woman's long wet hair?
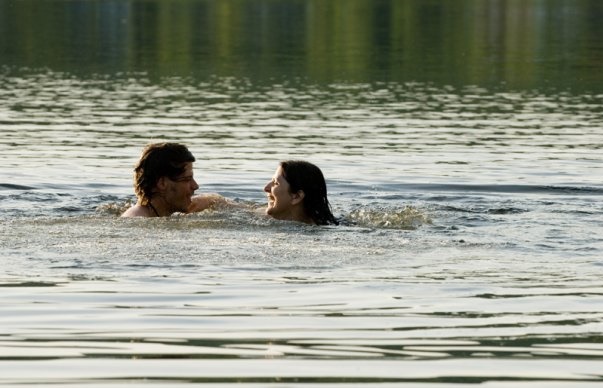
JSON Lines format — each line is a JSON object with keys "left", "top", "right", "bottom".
{"left": 280, "top": 160, "right": 338, "bottom": 225}
{"left": 133, "top": 143, "right": 195, "bottom": 205}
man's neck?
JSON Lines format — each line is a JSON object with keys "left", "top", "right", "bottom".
{"left": 147, "top": 198, "right": 172, "bottom": 217}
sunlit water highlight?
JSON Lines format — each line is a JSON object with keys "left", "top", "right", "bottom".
{"left": 1, "top": 71, "right": 603, "bottom": 385}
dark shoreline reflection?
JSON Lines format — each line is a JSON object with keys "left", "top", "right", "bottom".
{"left": 1, "top": 0, "right": 602, "bottom": 92}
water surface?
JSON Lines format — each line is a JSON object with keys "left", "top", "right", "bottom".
{"left": 1, "top": 0, "right": 603, "bottom": 386}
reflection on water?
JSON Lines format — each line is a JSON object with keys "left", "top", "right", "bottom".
{"left": 1, "top": 68, "right": 603, "bottom": 385}
{"left": 1, "top": 73, "right": 601, "bottom": 192}
{"left": 1, "top": 69, "right": 602, "bottom": 385}
{"left": 1, "top": 0, "right": 602, "bottom": 90}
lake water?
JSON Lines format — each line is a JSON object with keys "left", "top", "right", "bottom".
{"left": 1, "top": 0, "right": 603, "bottom": 386}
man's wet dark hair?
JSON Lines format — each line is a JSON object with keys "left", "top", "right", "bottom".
{"left": 280, "top": 160, "right": 338, "bottom": 225}
{"left": 133, "top": 143, "right": 195, "bottom": 205}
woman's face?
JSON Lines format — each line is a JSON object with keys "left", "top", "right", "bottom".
{"left": 263, "top": 166, "right": 295, "bottom": 220}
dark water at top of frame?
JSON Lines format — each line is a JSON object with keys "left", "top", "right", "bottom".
{"left": 1, "top": 0, "right": 602, "bottom": 92}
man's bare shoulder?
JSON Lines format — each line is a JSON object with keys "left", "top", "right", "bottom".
{"left": 121, "top": 204, "right": 151, "bottom": 218}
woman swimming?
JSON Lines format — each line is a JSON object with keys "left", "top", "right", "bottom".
{"left": 263, "top": 160, "right": 338, "bottom": 225}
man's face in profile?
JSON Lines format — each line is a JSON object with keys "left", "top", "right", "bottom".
{"left": 163, "top": 162, "right": 199, "bottom": 213}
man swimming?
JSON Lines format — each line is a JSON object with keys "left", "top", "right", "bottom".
{"left": 122, "top": 142, "right": 218, "bottom": 217}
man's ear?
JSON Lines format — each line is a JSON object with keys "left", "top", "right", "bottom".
{"left": 291, "top": 190, "right": 305, "bottom": 205}
{"left": 156, "top": 176, "right": 168, "bottom": 191}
